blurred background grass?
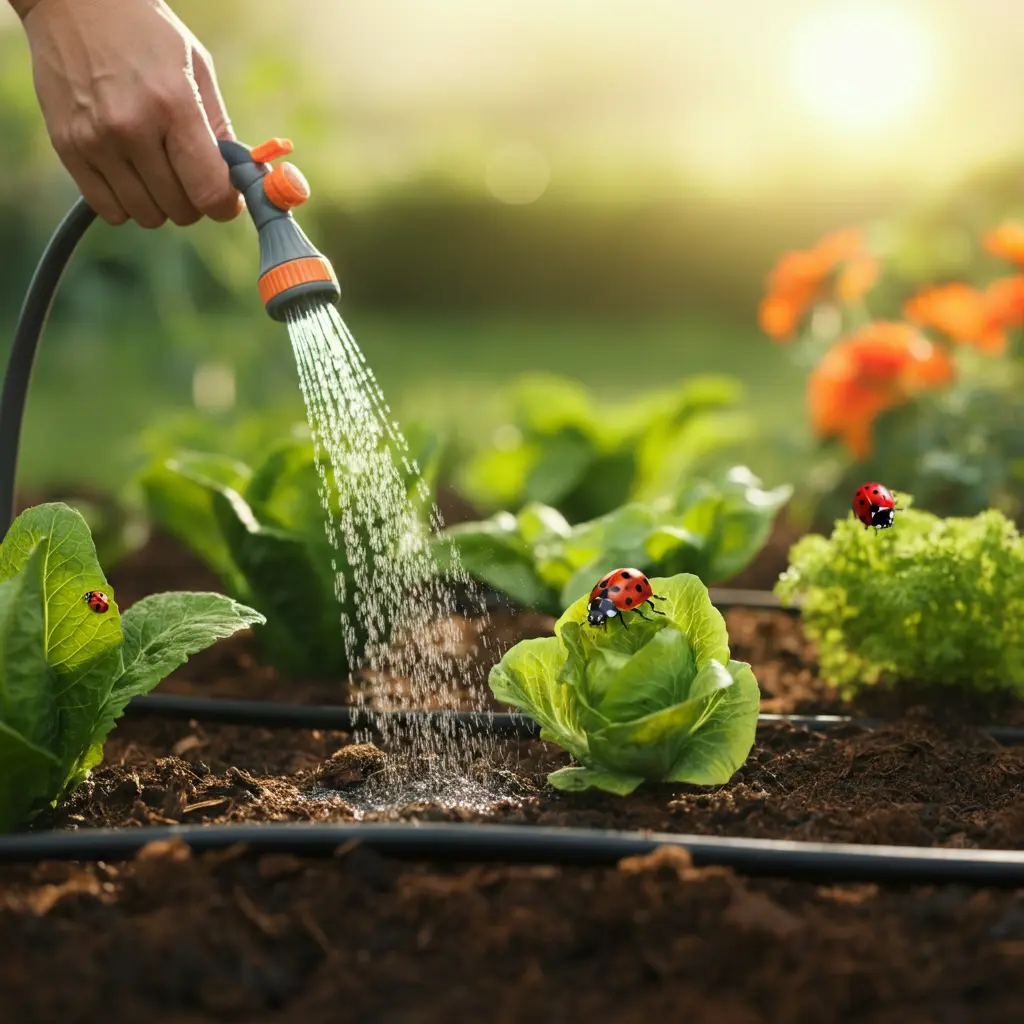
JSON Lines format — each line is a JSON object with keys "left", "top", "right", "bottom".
{"left": 2, "top": 0, "right": 1024, "bottom": 497}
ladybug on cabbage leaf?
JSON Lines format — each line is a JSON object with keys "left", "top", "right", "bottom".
{"left": 852, "top": 482, "right": 902, "bottom": 532}
{"left": 587, "top": 568, "right": 666, "bottom": 628}
{"left": 83, "top": 590, "right": 110, "bottom": 614}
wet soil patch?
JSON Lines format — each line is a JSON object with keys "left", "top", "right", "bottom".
{"left": 43, "top": 709, "right": 1024, "bottom": 852}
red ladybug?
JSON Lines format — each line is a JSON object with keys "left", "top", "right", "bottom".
{"left": 587, "top": 568, "right": 666, "bottom": 628}
{"left": 852, "top": 482, "right": 901, "bottom": 531}
{"left": 83, "top": 590, "right": 110, "bottom": 614}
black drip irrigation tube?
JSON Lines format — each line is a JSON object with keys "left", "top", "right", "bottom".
{"left": 121, "top": 586, "right": 1024, "bottom": 747}
{"left": 1, "top": 822, "right": 1024, "bottom": 886}
{"left": 122, "top": 693, "right": 1024, "bottom": 747}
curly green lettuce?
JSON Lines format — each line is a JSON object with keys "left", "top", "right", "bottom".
{"left": 775, "top": 505, "right": 1024, "bottom": 696}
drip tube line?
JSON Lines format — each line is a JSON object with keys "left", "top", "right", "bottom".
{"left": 1, "top": 821, "right": 1023, "bottom": 885}
{"left": 124, "top": 693, "right": 1024, "bottom": 746}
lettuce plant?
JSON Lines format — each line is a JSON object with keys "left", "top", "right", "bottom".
{"left": 0, "top": 503, "right": 263, "bottom": 833}
{"left": 457, "top": 373, "right": 754, "bottom": 523}
{"left": 489, "top": 574, "right": 760, "bottom": 794}
{"left": 141, "top": 428, "right": 442, "bottom": 679}
{"left": 776, "top": 504, "right": 1024, "bottom": 696}
{"left": 438, "top": 466, "right": 791, "bottom": 615}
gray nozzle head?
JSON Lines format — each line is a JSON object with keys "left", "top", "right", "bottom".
{"left": 218, "top": 138, "right": 340, "bottom": 322}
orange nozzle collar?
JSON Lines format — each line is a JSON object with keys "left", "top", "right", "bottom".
{"left": 258, "top": 256, "right": 337, "bottom": 309}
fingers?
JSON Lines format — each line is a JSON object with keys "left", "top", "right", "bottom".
{"left": 163, "top": 49, "right": 243, "bottom": 223}
{"left": 56, "top": 149, "right": 128, "bottom": 226}
{"left": 47, "top": 54, "right": 239, "bottom": 227}
{"left": 92, "top": 157, "right": 167, "bottom": 230}
{"left": 127, "top": 139, "right": 202, "bottom": 227}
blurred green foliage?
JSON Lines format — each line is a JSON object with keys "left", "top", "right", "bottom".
{"left": 141, "top": 426, "right": 443, "bottom": 679}
{"left": 456, "top": 373, "right": 753, "bottom": 523}
{"left": 440, "top": 466, "right": 791, "bottom": 615}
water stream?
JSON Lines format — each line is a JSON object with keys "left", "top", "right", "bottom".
{"left": 285, "top": 300, "right": 498, "bottom": 799}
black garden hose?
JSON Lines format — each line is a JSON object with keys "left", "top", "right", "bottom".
{"left": 0, "top": 199, "right": 97, "bottom": 539}
{"left": 1, "top": 821, "right": 1023, "bottom": 885}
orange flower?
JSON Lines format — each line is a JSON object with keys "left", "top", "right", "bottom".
{"left": 808, "top": 322, "right": 954, "bottom": 459}
{"left": 759, "top": 228, "right": 879, "bottom": 342}
{"left": 903, "top": 282, "right": 1006, "bottom": 356}
{"left": 984, "top": 221, "right": 1024, "bottom": 265}
{"left": 985, "top": 275, "right": 1024, "bottom": 328}
{"left": 836, "top": 255, "right": 880, "bottom": 304}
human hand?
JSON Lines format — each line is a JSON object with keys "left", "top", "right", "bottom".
{"left": 13, "top": 0, "right": 243, "bottom": 227}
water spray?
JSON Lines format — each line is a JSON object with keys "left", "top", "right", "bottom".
{"left": 0, "top": 136, "right": 340, "bottom": 538}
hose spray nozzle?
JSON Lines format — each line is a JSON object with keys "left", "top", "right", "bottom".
{"left": 218, "top": 137, "right": 340, "bottom": 321}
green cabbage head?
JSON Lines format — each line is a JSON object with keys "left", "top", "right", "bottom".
{"left": 489, "top": 574, "right": 760, "bottom": 795}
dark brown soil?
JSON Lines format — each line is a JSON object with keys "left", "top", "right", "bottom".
{"left": 43, "top": 709, "right": 1024, "bottom": 852}
{"left": 3, "top": 842, "right": 1024, "bottom": 1024}
{"left": 4, "top": 525, "right": 1021, "bottom": 1023}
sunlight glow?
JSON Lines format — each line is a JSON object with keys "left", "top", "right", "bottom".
{"left": 789, "top": 7, "right": 935, "bottom": 136}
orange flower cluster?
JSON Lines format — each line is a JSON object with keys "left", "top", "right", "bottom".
{"left": 808, "top": 323, "right": 954, "bottom": 459}
{"left": 984, "top": 221, "right": 1024, "bottom": 264}
{"left": 759, "top": 228, "right": 879, "bottom": 341}
{"left": 903, "top": 277, "right": 1024, "bottom": 356}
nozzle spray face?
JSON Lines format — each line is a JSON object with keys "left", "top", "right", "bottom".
{"left": 219, "top": 138, "right": 340, "bottom": 322}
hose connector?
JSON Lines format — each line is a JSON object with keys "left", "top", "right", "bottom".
{"left": 218, "top": 137, "right": 340, "bottom": 321}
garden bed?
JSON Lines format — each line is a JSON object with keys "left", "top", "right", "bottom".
{"left": 2, "top": 529, "right": 1023, "bottom": 1023}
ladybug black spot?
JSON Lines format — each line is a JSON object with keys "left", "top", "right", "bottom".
{"left": 872, "top": 488, "right": 879, "bottom": 494}
{"left": 634, "top": 583, "right": 641, "bottom": 592}
{"left": 611, "top": 585, "right": 621, "bottom": 592}
{"left": 599, "top": 588, "right": 609, "bottom": 599}
{"left": 859, "top": 498, "right": 866, "bottom": 504}
{"left": 625, "top": 597, "right": 633, "bottom": 606}
{"left": 621, "top": 571, "right": 632, "bottom": 579}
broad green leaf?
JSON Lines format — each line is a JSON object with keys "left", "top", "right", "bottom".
{"left": 586, "top": 695, "right": 714, "bottom": 779}
{"left": 456, "top": 445, "right": 536, "bottom": 511}
{"left": 558, "top": 449, "right": 639, "bottom": 524}
{"left": 558, "top": 574, "right": 730, "bottom": 671}
{"left": 547, "top": 765, "right": 644, "bottom": 796}
{"left": 82, "top": 592, "right": 265, "bottom": 761}
{"left": 0, "top": 721, "right": 60, "bottom": 833}
{"left": 141, "top": 452, "right": 251, "bottom": 585}
{"left": 516, "top": 503, "right": 572, "bottom": 546}
{"left": 523, "top": 430, "right": 595, "bottom": 507}
{"left": 114, "top": 592, "right": 265, "bottom": 700}
{"left": 667, "top": 661, "right": 761, "bottom": 785}
{"left": 440, "top": 514, "right": 558, "bottom": 613}
{"left": 210, "top": 487, "right": 349, "bottom": 678}
{"left": 511, "top": 374, "right": 598, "bottom": 436}
{"left": 246, "top": 441, "right": 315, "bottom": 512}
{"left": 400, "top": 422, "right": 446, "bottom": 510}
{"left": 0, "top": 545, "right": 58, "bottom": 752}
{"left": 488, "top": 636, "right": 589, "bottom": 760}
{"left": 0, "top": 504, "right": 123, "bottom": 770}
{"left": 679, "top": 467, "right": 792, "bottom": 583}
{"left": 587, "top": 627, "right": 699, "bottom": 723}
